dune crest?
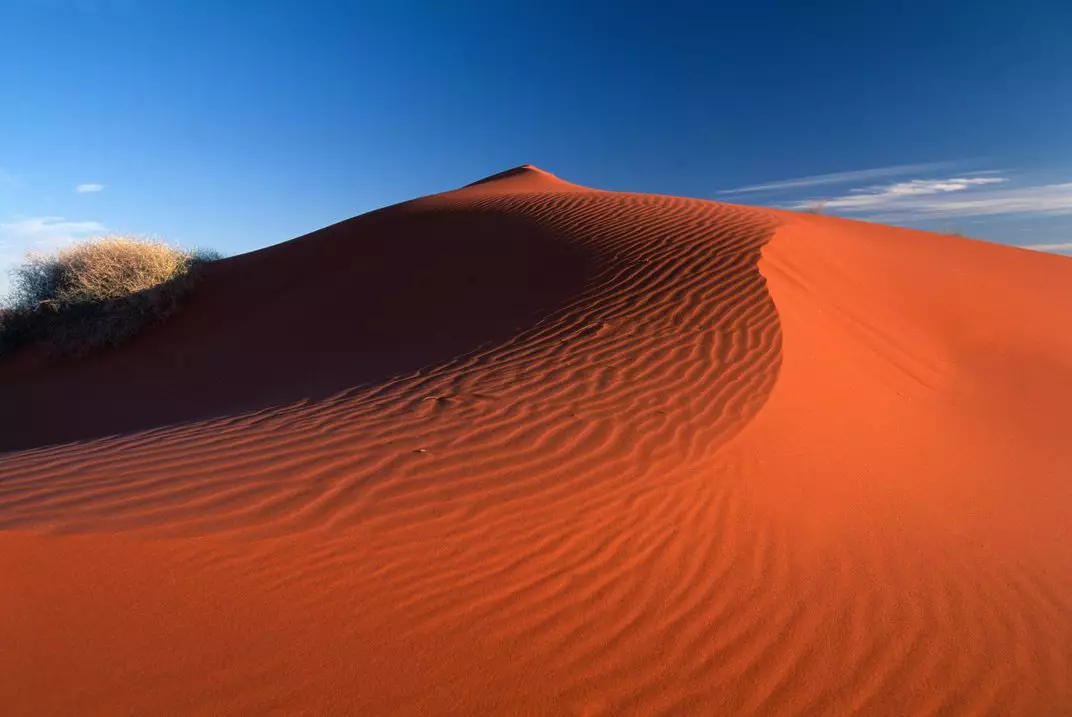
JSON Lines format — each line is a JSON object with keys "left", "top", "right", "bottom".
{"left": 2, "top": 168, "right": 1071, "bottom": 716}
{"left": 459, "top": 163, "right": 586, "bottom": 192}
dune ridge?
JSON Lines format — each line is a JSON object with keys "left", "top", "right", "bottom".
{"left": 2, "top": 166, "right": 1071, "bottom": 716}
{"left": 0, "top": 166, "right": 781, "bottom": 533}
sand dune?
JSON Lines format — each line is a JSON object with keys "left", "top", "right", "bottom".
{"left": 2, "top": 166, "right": 1070, "bottom": 715}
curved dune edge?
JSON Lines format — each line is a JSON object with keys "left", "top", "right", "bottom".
{"left": 0, "top": 166, "right": 782, "bottom": 533}
{"left": 3, "top": 170, "right": 1072, "bottom": 716}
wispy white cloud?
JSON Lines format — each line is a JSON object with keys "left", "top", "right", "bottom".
{"left": 787, "top": 176, "right": 1010, "bottom": 212}
{"left": 0, "top": 216, "right": 107, "bottom": 296}
{"left": 0, "top": 216, "right": 106, "bottom": 245}
{"left": 890, "top": 183, "right": 1072, "bottom": 220}
{"left": 0, "top": 168, "right": 20, "bottom": 189}
{"left": 1021, "top": 241, "right": 1072, "bottom": 255}
{"left": 75, "top": 183, "right": 105, "bottom": 193}
{"left": 719, "top": 161, "right": 957, "bottom": 195}
{"left": 781, "top": 172, "right": 1072, "bottom": 221}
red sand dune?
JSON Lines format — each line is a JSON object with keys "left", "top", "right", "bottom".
{"left": 2, "top": 166, "right": 1071, "bottom": 716}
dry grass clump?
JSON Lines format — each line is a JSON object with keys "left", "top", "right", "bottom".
{"left": 0, "top": 235, "right": 220, "bottom": 357}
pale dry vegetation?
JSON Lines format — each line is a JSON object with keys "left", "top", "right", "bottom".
{"left": 0, "top": 235, "right": 219, "bottom": 357}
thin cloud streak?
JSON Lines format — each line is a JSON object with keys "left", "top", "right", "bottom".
{"left": 719, "top": 161, "right": 956, "bottom": 195}
{"left": 787, "top": 177, "right": 1009, "bottom": 212}
{"left": 780, "top": 170, "right": 1072, "bottom": 221}
{"left": 0, "top": 216, "right": 106, "bottom": 242}
{"left": 0, "top": 169, "right": 20, "bottom": 188}
{"left": 75, "top": 183, "right": 105, "bottom": 193}
{"left": 0, "top": 216, "right": 108, "bottom": 297}
{"left": 1021, "top": 241, "right": 1072, "bottom": 254}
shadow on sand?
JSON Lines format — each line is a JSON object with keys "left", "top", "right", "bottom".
{"left": 0, "top": 202, "right": 595, "bottom": 452}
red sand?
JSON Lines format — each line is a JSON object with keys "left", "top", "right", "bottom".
{"left": 2, "top": 166, "right": 1070, "bottom": 716}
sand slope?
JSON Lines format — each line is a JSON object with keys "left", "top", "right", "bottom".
{"left": 2, "top": 166, "right": 1070, "bottom": 716}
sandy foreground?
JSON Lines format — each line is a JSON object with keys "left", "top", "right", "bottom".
{"left": 2, "top": 166, "right": 1070, "bottom": 716}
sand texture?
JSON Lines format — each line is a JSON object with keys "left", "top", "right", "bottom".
{"left": 2, "top": 166, "right": 1071, "bottom": 715}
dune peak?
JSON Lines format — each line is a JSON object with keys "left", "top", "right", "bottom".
{"left": 459, "top": 164, "right": 580, "bottom": 192}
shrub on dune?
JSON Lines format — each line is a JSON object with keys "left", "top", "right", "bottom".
{"left": 0, "top": 235, "right": 219, "bottom": 357}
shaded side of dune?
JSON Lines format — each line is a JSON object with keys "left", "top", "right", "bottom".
{"left": 0, "top": 199, "right": 596, "bottom": 451}
{"left": 0, "top": 168, "right": 782, "bottom": 533}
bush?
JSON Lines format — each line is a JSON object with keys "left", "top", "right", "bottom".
{"left": 0, "top": 235, "right": 219, "bottom": 357}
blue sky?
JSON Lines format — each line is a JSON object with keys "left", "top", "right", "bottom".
{"left": 2, "top": 0, "right": 1071, "bottom": 295}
